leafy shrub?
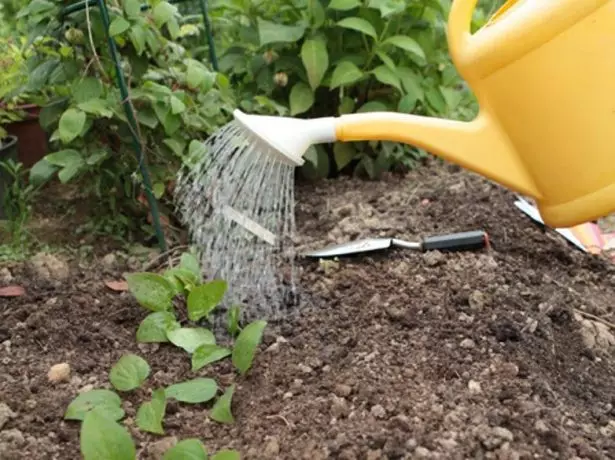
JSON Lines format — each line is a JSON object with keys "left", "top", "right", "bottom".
{"left": 14, "top": 0, "right": 235, "bottom": 238}
{"left": 210, "top": 0, "right": 500, "bottom": 179}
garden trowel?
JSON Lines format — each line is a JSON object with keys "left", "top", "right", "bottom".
{"left": 303, "top": 230, "right": 490, "bottom": 258}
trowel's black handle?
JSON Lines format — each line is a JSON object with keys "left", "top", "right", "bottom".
{"left": 421, "top": 230, "right": 490, "bottom": 252}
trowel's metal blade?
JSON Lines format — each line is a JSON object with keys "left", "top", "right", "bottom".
{"left": 302, "top": 238, "right": 393, "bottom": 258}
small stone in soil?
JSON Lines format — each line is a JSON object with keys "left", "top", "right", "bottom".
{"left": 48, "top": 363, "right": 71, "bottom": 383}
{"left": 0, "top": 403, "right": 16, "bottom": 430}
{"left": 460, "top": 338, "right": 476, "bottom": 349}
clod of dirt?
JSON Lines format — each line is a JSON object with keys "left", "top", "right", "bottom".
{"left": 468, "top": 380, "right": 482, "bottom": 394}
{"left": 141, "top": 436, "right": 177, "bottom": 459}
{"left": 0, "top": 268, "right": 13, "bottom": 283}
{"left": 47, "top": 363, "right": 71, "bottom": 383}
{"left": 575, "top": 314, "right": 615, "bottom": 351}
{"left": 28, "top": 253, "right": 69, "bottom": 281}
{"left": 423, "top": 250, "right": 444, "bottom": 267}
{"left": 0, "top": 403, "right": 16, "bottom": 430}
{"left": 469, "top": 290, "right": 488, "bottom": 310}
{"left": 0, "top": 428, "right": 25, "bottom": 447}
{"left": 101, "top": 253, "right": 117, "bottom": 268}
{"left": 263, "top": 436, "right": 280, "bottom": 457}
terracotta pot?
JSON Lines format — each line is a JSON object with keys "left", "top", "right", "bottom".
{"left": 4, "top": 104, "right": 49, "bottom": 168}
{"left": 0, "top": 134, "right": 18, "bottom": 219}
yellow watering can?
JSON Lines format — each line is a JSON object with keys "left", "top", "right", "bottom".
{"left": 232, "top": 0, "right": 615, "bottom": 228}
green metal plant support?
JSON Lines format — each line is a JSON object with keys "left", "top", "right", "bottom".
{"left": 96, "top": 0, "right": 168, "bottom": 251}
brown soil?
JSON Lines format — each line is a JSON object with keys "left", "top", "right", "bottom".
{"left": 2, "top": 162, "right": 615, "bottom": 459}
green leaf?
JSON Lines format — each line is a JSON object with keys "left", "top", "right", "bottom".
{"left": 152, "top": 1, "right": 177, "bottom": 27}
{"left": 382, "top": 35, "right": 426, "bottom": 66}
{"left": 375, "top": 50, "right": 396, "bottom": 71}
{"left": 163, "top": 439, "right": 208, "bottom": 460}
{"left": 164, "top": 267, "right": 199, "bottom": 292}
{"left": 231, "top": 320, "right": 267, "bottom": 375}
{"left": 125, "top": 272, "right": 176, "bottom": 312}
{"left": 166, "top": 328, "right": 216, "bottom": 354}
{"left": 109, "top": 16, "right": 131, "bottom": 36}
{"left": 185, "top": 60, "right": 213, "bottom": 90}
{"left": 179, "top": 253, "right": 201, "bottom": 282}
{"left": 301, "top": 39, "right": 329, "bottom": 91}
{"left": 336, "top": 17, "right": 378, "bottom": 40}
{"left": 397, "top": 93, "right": 417, "bottom": 113}
{"left": 372, "top": 65, "right": 402, "bottom": 92}
{"left": 73, "top": 78, "right": 103, "bottom": 103}
{"left": 227, "top": 306, "right": 241, "bottom": 337}
{"left": 129, "top": 25, "right": 146, "bottom": 55}
{"left": 211, "top": 451, "right": 240, "bottom": 460}
{"left": 163, "top": 138, "right": 186, "bottom": 158}
{"left": 210, "top": 385, "right": 235, "bottom": 424}
{"left": 425, "top": 86, "right": 446, "bottom": 113}
{"left": 109, "top": 354, "right": 150, "bottom": 392}
{"left": 29, "top": 159, "right": 58, "bottom": 187}
{"left": 153, "top": 182, "right": 165, "bottom": 199}
{"left": 136, "top": 389, "right": 166, "bottom": 435}
{"left": 45, "top": 149, "right": 82, "bottom": 167}
{"left": 329, "top": 61, "right": 364, "bottom": 89}
{"left": 77, "top": 99, "right": 114, "bottom": 118}
{"left": 289, "top": 82, "right": 314, "bottom": 116}
{"left": 396, "top": 66, "right": 424, "bottom": 101}
{"left": 186, "top": 280, "right": 227, "bottom": 322}
{"left": 58, "top": 109, "right": 86, "bottom": 144}
{"left": 191, "top": 344, "right": 232, "bottom": 372}
{"left": 333, "top": 143, "right": 356, "bottom": 170}
{"left": 80, "top": 407, "right": 136, "bottom": 460}
{"left": 123, "top": 0, "right": 141, "bottom": 18}
{"left": 257, "top": 18, "right": 306, "bottom": 46}
{"left": 328, "top": 0, "right": 362, "bottom": 10}
{"left": 357, "top": 100, "right": 389, "bottom": 112}
{"left": 136, "top": 312, "right": 180, "bottom": 343}
{"left": 64, "top": 389, "right": 124, "bottom": 422}
{"left": 165, "top": 378, "right": 218, "bottom": 404}
{"left": 170, "top": 96, "right": 186, "bottom": 114}
{"left": 367, "top": 0, "right": 405, "bottom": 17}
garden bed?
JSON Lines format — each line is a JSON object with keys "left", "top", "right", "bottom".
{"left": 2, "top": 161, "right": 615, "bottom": 459}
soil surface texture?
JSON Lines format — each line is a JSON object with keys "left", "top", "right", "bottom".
{"left": 2, "top": 162, "right": 615, "bottom": 460}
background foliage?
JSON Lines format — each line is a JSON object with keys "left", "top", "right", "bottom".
{"left": 0, "top": 0, "right": 507, "bottom": 241}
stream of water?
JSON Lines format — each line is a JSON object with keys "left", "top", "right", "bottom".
{"left": 174, "top": 121, "right": 299, "bottom": 324}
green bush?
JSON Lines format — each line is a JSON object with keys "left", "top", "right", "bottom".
{"left": 14, "top": 0, "right": 235, "bottom": 238}
{"left": 210, "top": 0, "right": 502, "bottom": 179}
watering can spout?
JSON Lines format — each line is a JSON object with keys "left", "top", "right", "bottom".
{"left": 335, "top": 111, "right": 540, "bottom": 199}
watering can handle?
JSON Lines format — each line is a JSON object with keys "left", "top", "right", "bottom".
{"left": 447, "top": 0, "right": 518, "bottom": 64}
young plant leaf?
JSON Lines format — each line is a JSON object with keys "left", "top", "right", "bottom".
{"left": 329, "top": 61, "right": 364, "bottom": 89}
{"left": 179, "top": 252, "right": 202, "bottom": 282}
{"left": 109, "top": 354, "right": 150, "bottom": 392}
{"left": 227, "top": 305, "right": 241, "bottom": 337}
{"left": 80, "top": 407, "right": 136, "bottom": 460}
{"left": 152, "top": 1, "right": 177, "bottom": 27}
{"left": 165, "top": 378, "right": 218, "bottom": 404}
{"left": 73, "top": 77, "right": 103, "bottom": 103}
{"left": 289, "top": 82, "right": 314, "bottom": 116}
{"left": 64, "top": 389, "right": 124, "bottom": 421}
{"left": 162, "top": 439, "right": 208, "bottom": 460}
{"left": 58, "top": 108, "right": 86, "bottom": 144}
{"left": 328, "top": 0, "right": 362, "bottom": 11}
{"left": 125, "top": 272, "right": 176, "bottom": 312}
{"left": 186, "top": 280, "right": 227, "bottom": 322}
{"left": 136, "top": 389, "right": 166, "bottom": 435}
{"left": 210, "top": 385, "right": 235, "bottom": 424}
{"left": 136, "top": 312, "right": 180, "bottom": 343}
{"left": 191, "top": 344, "right": 232, "bottom": 372}
{"left": 301, "top": 39, "right": 329, "bottom": 91}
{"left": 231, "top": 320, "right": 267, "bottom": 375}
{"left": 164, "top": 267, "right": 199, "bottom": 294}
{"left": 211, "top": 450, "right": 241, "bottom": 460}
{"left": 166, "top": 328, "right": 216, "bottom": 353}
{"left": 336, "top": 17, "right": 378, "bottom": 40}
